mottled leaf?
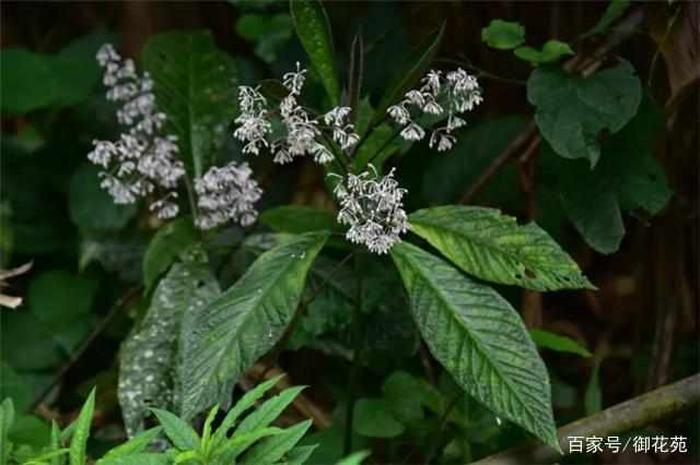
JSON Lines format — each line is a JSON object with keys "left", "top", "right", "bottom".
{"left": 120, "top": 248, "right": 220, "bottom": 436}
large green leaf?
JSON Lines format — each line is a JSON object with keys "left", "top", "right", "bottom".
{"left": 1, "top": 32, "right": 114, "bottom": 114}
{"left": 119, "top": 247, "right": 220, "bottom": 436}
{"left": 528, "top": 61, "right": 641, "bottom": 167}
{"left": 409, "top": 206, "right": 593, "bottom": 291}
{"left": 390, "top": 242, "right": 560, "bottom": 450}
{"left": 290, "top": 0, "right": 340, "bottom": 104}
{"left": 353, "top": 398, "right": 404, "bottom": 438}
{"left": 142, "top": 31, "right": 237, "bottom": 178}
{"left": 179, "top": 233, "right": 329, "bottom": 419}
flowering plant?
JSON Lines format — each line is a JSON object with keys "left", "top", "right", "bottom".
{"left": 83, "top": 1, "right": 597, "bottom": 457}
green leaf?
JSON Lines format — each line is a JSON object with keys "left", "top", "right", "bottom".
{"left": 409, "top": 206, "right": 593, "bottom": 291}
{"left": 0, "top": 312, "right": 62, "bottom": 370}
{"left": 69, "top": 388, "right": 95, "bottom": 465}
{"left": 142, "top": 31, "right": 237, "bottom": 178}
{"left": 120, "top": 248, "right": 220, "bottom": 436}
{"left": 27, "top": 270, "right": 98, "bottom": 352}
{"left": 282, "top": 444, "right": 318, "bottom": 465}
{"left": 100, "top": 427, "right": 163, "bottom": 460}
{"left": 98, "top": 454, "right": 172, "bottom": 465}
{"left": 353, "top": 398, "right": 404, "bottom": 438}
{"left": 335, "top": 450, "right": 371, "bottom": 465}
{"left": 528, "top": 61, "right": 641, "bottom": 167}
{"left": 236, "top": 14, "right": 293, "bottom": 64}
{"left": 372, "top": 23, "right": 445, "bottom": 126}
{"left": 290, "top": 0, "right": 340, "bottom": 104}
{"left": 1, "top": 398, "right": 15, "bottom": 464}
{"left": 142, "top": 218, "right": 197, "bottom": 291}
{"left": 240, "top": 420, "right": 312, "bottom": 465}
{"left": 0, "top": 32, "right": 114, "bottom": 114}
{"left": 69, "top": 164, "right": 137, "bottom": 233}
{"left": 584, "top": 361, "right": 602, "bottom": 415}
{"left": 235, "top": 386, "right": 306, "bottom": 435}
{"left": 530, "top": 329, "right": 591, "bottom": 357}
{"left": 583, "top": 0, "right": 631, "bottom": 37}
{"left": 150, "top": 408, "right": 199, "bottom": 451}
{"left": 514, "top": 40, "right": 574, "bottom": 65}
{"left": 381, "top": 371, "right": 429, "bottom": 424}
{"left": 214, "top": 375, "right": 285, "bottom": 443}
{"left": 179, "top": 233, "right": 329, "bottom": 419}
{"left": 481, "top": 19, "right": 525, "bottom": 50}
{"left": 260, "top": 206, "right": 337, "bottom": 234}
{"left": 49, "top": 420, "right": 60, "bottom": 465}
{"left": 559, "top": 162, "right": 625, "bottom": 254}
{"left": 390, "top": 242, "right": 560, "bottom": 451}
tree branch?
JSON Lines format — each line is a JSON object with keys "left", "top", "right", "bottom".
{"left": 470, "top": 373, "right": 700, "bottom": 465}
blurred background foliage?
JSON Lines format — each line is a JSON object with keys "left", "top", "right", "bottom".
{"left": 0, "top": 1, "right": 697, "bottom": 463}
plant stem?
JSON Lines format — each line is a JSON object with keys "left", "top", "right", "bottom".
{"left": 344, "top": 252, "right": 363, "bottom": 455}
{"left": 470, "top": 373, "right": 700, "bottom": 465}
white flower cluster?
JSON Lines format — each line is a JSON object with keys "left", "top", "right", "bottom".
{"left": 334, "top": 167, "right": 409, "bottom": 255}
{"left": 194, "top": 161, "right": 262, "bottom": 230}
{"left": 88, "top": 44, "right": 185, "bottom": 219}
{"left": 233, "top": 62, "right": 359, "bottom": 165}
{"left": 387, "top": 68, "right": 483, "bottom": 152}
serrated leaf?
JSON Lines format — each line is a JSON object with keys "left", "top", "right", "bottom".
{"left": 290, "top": 0, "right": 340, "bottom": 104}
{"left": 528, "top": 60, "right": 641, "bottom": 167}
{"left": 69, "top": 388, "right": 95, "bottom": 465}
{"left": 481, "top": 19, "right": 526, "bottom": 50}
{"left": 214, "top": 426, "right": 282, "bottom": 461}
{"left": 142, "top": 218, "right": 197, "bottom": 291}
{"left": 390, "top": 242, "right": 560, "bottom": 451}
{"left": 120, "top": 248, "right": 220, "bottom": 436}
{"left": 179, "top": 233, "right": 329, "bottom": 419}
{"left": 372, "top": 23, "right": 444, "bottom": 126}
{"left": 409, "top": 206, "right": 593, "bottom": 291}
{"left": 530, "top": 329, "right": 591, "bottom": 357}
{"left": 150, "top": 408, "right": 199, "bottom": 451}
{"left": 353, "top": 398, "right": 404, "bottom": 438}
{"left": 514, "top": 40, "right": 574, "bottom": 65}
{"left": 142, "top": 31, "right": 236, "bottom": 178}
{"left": 235, "top": 386, "right": 306, "bottom": 435}
{"left": 100, "top": 427, "right": 163, "bottom": 461}
{"left": 241, "top": 420, "right": 312, "bottom": 465}
{"left": 260, "top": 206, "right": 337, "bottom": 234}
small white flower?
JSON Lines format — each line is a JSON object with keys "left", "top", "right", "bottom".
{"left": 388, "top": 104, "right": 410, "bottom": 125}
{"left": 282, "top": 62, "right": 307, "bottom": 95}
{"left": 312, "top": 143, "right": 334, "bottom": 164}
{"left": 334, "top": 167, "right": 408, "bottom": 255}
{"left": 194, "top": 161, "right": 262, "bottom": 230}
{"left": 429, "top": 131, "right": 456, "bottom": 152}
{"left": 400, "top": 123, "right": 425, "bottom": 141}
{"left": 385, "top": 67, "right": 482, "bottom": 152}
{"left": 88, "top": 43, "right": 185, "bottom": 216}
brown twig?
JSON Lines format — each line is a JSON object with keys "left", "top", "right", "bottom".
{"left": 470, "top": 373, "right": 700, "bottom": 465}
